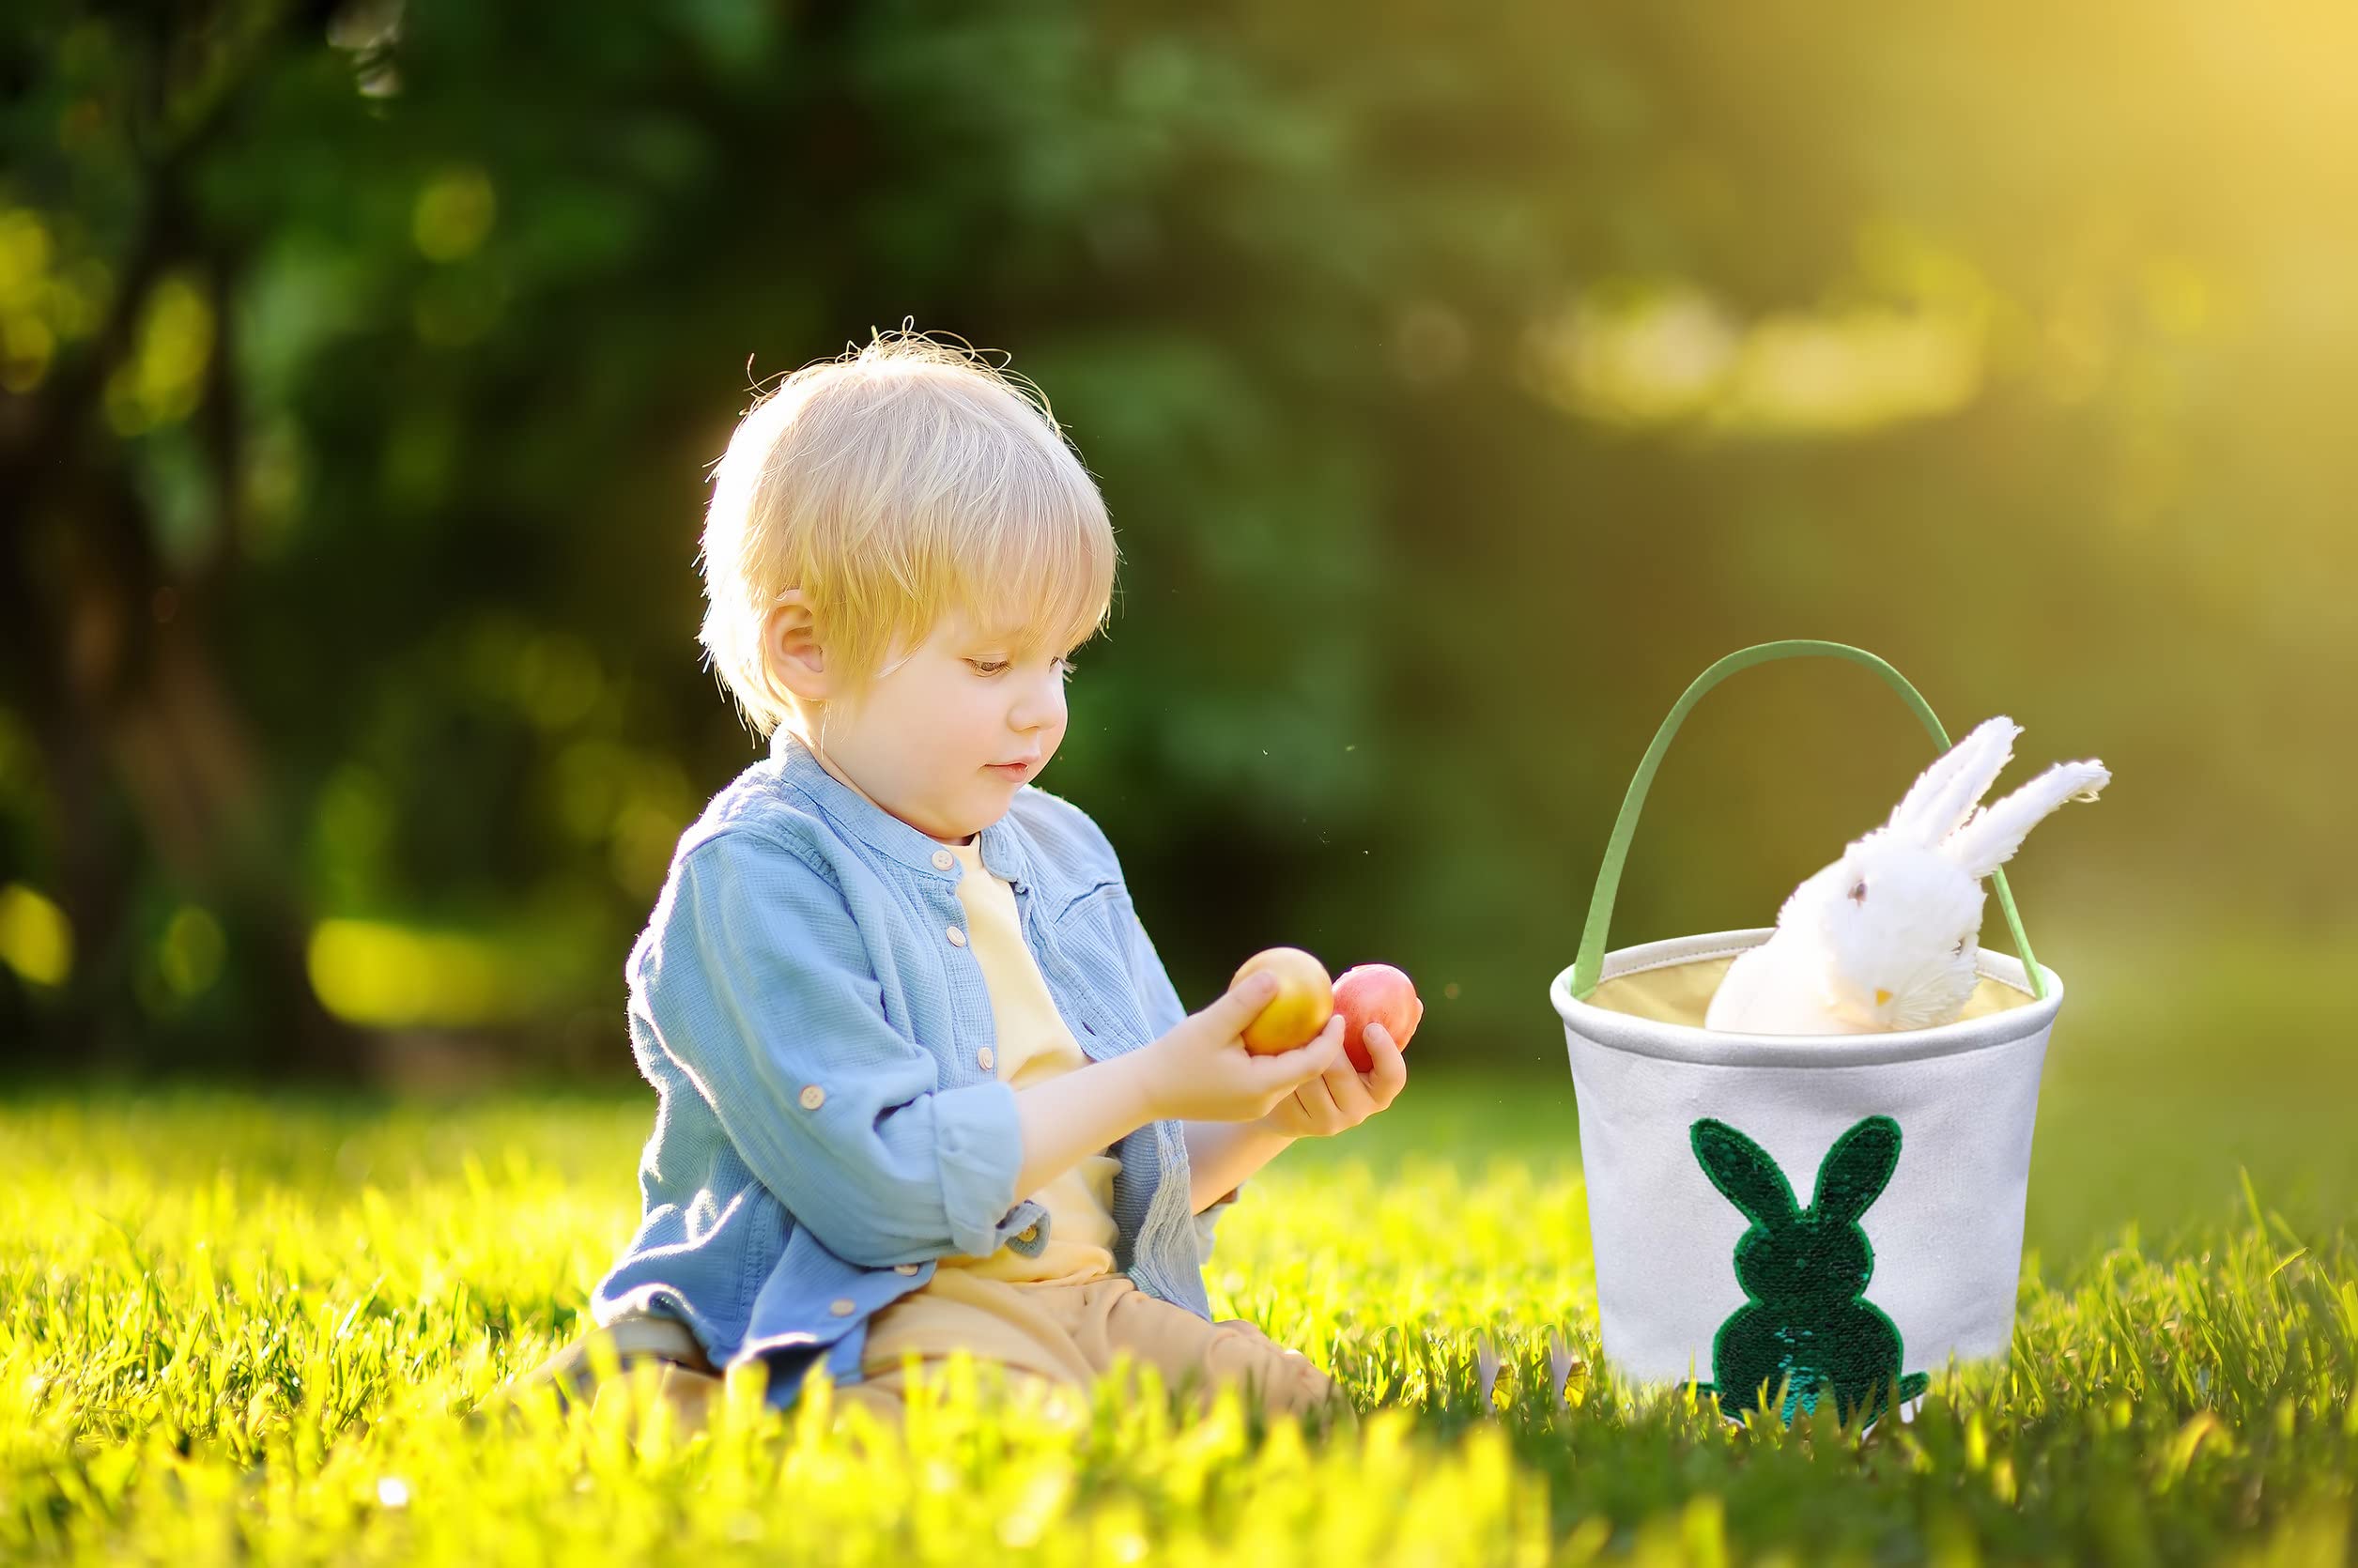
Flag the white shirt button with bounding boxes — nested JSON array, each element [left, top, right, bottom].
[[932, 849, 954, 870], [946, 925, 966, 946], [798, 1084, 825, 1110], [828, 1298, 855, 1316], [977, 1046, 994, 1071], [893, 1263, 919, 1275]]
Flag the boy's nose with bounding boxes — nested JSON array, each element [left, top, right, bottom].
[[1009, 675, 1066, 730], [1011, 702, 1062, 735]]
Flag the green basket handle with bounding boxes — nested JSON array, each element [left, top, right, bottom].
[[1569, 638, 2043, 1002]]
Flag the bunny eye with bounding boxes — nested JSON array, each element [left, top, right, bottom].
[[1848, 880, 1868, 903]]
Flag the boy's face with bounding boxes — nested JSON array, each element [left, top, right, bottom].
[[811, 610, 1079, 844]]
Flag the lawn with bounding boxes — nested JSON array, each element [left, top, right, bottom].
[[5, 1039, 2352, 1567]]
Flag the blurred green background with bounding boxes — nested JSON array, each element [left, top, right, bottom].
[[4, 2, 2353, 1243]]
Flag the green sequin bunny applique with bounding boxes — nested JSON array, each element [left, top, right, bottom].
[[1688, 1114, 1931, 1423]]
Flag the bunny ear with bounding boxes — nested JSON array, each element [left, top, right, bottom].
[[1940, 760, 2112, 878], [1886, 717, 2021, 849], [1691, 1119, 1801, 1229], [1811, 1115, 1903, 1222]]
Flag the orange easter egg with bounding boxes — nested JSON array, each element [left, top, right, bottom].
[[1230, 946, 1335, 1055]]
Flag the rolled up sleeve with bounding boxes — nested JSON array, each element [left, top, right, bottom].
[[1122, 891, 1249, 1260], [635, 829, 1040, 1267]]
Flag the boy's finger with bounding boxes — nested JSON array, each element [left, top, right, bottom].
[[1323, 1051, 1376, 1115], [1209, 972, 1283, 1031], [1257, 1013, 1345, 1084], [1364, 1022, 1410, 1096]]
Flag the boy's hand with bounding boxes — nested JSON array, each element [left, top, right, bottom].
[[1134, 972, 1349, 1124], [1252, 1020, 1409, 1139]]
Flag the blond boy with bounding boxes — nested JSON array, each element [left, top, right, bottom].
[[519, 334, 1407, 1437]]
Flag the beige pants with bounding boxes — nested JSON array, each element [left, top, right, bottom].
[[841, 1266, 1354, 1435], [512, 1269, 1354, 1440]]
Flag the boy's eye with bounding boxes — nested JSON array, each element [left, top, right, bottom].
[[966, 655, 1079, 680]]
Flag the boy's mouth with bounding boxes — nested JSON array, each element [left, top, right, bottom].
[[988, 757, 1038, 779]]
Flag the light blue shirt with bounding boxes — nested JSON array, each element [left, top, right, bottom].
[[592, 728, 1228, 1407]]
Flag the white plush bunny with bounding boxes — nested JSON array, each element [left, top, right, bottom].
[[1703, 717, 2110, 1037]]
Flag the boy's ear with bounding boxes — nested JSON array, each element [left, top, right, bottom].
[[762, 590, 832, 701]]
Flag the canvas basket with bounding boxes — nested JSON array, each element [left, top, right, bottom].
[[1548, 641, 2065, 1422]]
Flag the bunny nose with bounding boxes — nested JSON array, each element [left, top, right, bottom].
[[1874, 988, 1894, 1006]]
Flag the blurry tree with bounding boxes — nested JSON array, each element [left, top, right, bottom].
[[3, 0, 2353, 1076]]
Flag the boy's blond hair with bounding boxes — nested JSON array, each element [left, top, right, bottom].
[[698, 331, 1117, 740]]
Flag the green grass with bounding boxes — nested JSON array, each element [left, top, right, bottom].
[[2, 1079, 2353, 1565]]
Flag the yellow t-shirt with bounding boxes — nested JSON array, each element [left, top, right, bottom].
[[929, 836, 1122, 1284]]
